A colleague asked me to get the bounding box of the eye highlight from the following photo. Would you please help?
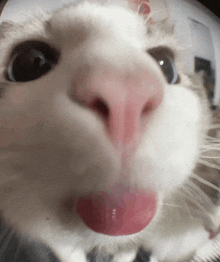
[148,48,179,85]
[6,41,59,82]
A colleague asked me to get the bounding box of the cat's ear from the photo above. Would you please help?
[159,18,175,35]
[147,18,175,36]
[0,21,17,38]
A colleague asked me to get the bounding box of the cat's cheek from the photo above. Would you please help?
[0,85,45,145]
[1,112,42,128]
[133,85,202,195]
[0,113,43,147]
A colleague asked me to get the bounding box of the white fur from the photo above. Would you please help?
[0,1,213,262]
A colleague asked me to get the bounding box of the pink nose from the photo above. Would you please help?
[75,69,163,151]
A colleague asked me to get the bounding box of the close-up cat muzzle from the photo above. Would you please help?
[0,0,219,262]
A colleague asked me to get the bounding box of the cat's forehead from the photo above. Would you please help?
[0,2,145,50]
[49,3,145,45]
[1,4,171,39]
[0,0,180,66]
[0,0,130,23]
[0,0,85,23]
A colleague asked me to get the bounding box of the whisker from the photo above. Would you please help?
[205,136,220,142]
[143,9,163,23]
[202,140,220,147]
[180,180,215,214]
[157,202,182,208]
[203,139,220,144]
[201,145,220,150]
[198,159,220,171]
[191,173,220,193]
[209,124,220,130]
[179,190,210,216]
[184,201,193,219]
[200,151,220,156]
[200,155,220,159]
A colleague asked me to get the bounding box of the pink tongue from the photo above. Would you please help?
[76,188,157,236]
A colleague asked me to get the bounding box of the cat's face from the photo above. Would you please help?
[0,0,210,259]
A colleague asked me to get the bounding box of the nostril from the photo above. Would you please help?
[91,98,110,122]
[142,101,154,115]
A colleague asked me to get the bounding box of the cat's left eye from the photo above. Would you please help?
[6,41,59,82]
[148,49,179,84]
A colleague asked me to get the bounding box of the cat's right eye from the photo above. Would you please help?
[6,41,59,82]
[148,48,178,85]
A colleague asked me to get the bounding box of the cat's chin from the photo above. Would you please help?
[62,185,157,236]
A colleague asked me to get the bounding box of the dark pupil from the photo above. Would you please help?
[26,50,46,68]
[11,49,49,82]
[33,52,44,65]
[7,42,59,83]
[159,57,174,84]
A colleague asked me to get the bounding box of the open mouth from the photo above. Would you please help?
[75,185,157,236]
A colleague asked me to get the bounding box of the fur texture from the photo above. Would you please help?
[0,1,219,262]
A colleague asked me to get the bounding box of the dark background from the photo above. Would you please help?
[198,0,220,18]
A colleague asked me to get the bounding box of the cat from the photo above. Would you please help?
[0,0,219,261]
